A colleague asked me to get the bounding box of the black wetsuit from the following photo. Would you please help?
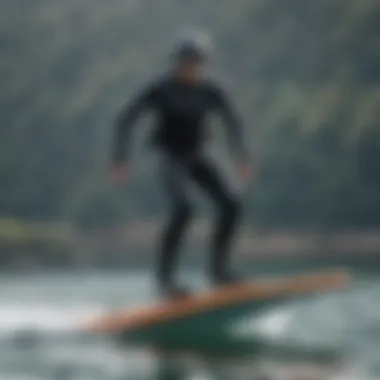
[112,74,250,289]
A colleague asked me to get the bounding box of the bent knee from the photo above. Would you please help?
[173,202,193,223]
[220,196,241,218]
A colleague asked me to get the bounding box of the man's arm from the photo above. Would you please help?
[112,84,157,164]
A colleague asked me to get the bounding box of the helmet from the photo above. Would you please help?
[172,30,212,62]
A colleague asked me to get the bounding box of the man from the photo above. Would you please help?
[110,33,253,298]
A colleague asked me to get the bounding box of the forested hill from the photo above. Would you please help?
[1,0,380,228]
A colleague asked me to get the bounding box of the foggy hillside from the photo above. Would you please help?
[1,0,380,228]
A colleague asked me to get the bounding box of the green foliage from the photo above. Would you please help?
[1,0,380,228]
[0,218,74,245]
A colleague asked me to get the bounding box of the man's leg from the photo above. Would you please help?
[188,155,241,284]
[158,154,193,297]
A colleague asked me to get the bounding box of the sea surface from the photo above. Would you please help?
[0,267,379,380]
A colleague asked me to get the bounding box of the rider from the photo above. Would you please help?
[110,32,253,298]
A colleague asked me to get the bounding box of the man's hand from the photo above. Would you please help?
[238,161,254,183]
[109,163,131,184]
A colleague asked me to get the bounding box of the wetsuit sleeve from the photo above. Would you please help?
[211,85,250,162]
[112,83,158,163]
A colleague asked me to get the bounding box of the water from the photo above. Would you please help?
[0,270,379,380]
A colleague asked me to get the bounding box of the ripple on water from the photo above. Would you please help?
[0,273,378,380]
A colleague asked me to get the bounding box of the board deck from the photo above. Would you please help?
[85,269,349,334]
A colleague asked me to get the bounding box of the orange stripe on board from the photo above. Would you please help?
[84,270,350,333]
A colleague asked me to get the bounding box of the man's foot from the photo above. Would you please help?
[158,282,192,300]
[211,271,244,287]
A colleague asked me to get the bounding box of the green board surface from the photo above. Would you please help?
[114,295,339,361]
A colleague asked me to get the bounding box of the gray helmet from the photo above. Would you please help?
[172,30,212,62]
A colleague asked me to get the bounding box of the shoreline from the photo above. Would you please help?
[1,219,379,270]
[85,219,380,256]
